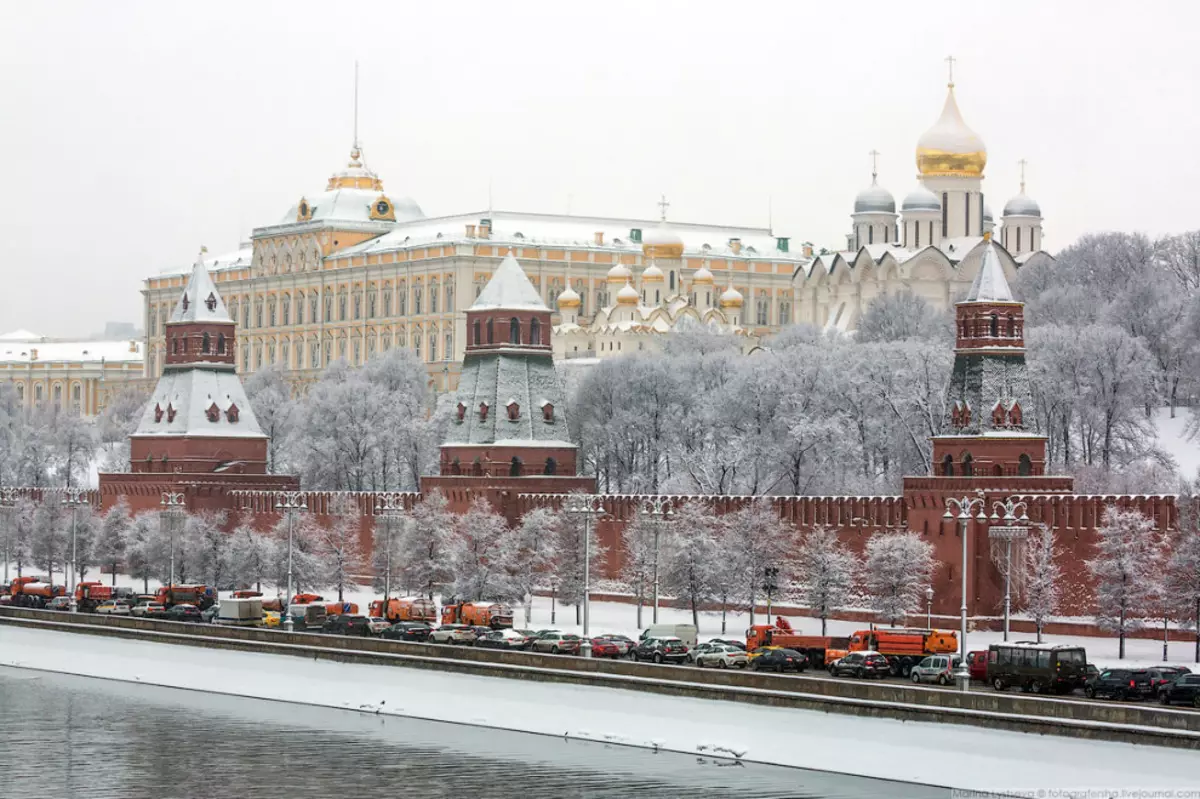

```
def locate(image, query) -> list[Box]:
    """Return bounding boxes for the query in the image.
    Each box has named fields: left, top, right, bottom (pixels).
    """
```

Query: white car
left=693, top=644, right=749, bottom=669
left=366, top=617, right=391, bottom=635
left=130, top=602, right=165, bottom=617
left=429, top=623, right=476, bottom=644
left=95, top=601, right=132, bottom=616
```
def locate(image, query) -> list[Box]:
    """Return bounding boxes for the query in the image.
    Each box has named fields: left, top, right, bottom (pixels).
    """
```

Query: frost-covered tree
left=1164, top=518, right=1200, bottom=664
left=316, top=498, right=366, bottom=602
left=371, top=506, right=407, bottom=599
left=1021, top=523, right=1062, bottom=643
left=795, top=524, right=857, bottom=635
left=1087, top=506, right=1163, bottom=659
left=448, top=497, right=516, bottom=602
left=513, top=507, right=560, bottom=625
left=66, top=504, right=99, bottom=583
left=244, top=364, right=295, bottom=475
left=124, top=512, right=159, bottom=593
left=268, top=514, right=327, bottom=598
left=94, top=499, right=133, bottom=586
left=45, top=406, right=97, bottom=489
left=619, top=510, right=659, bottom=628
left=188, top=511, right=231, bottom=589
left=864, top=531, right=935, bottom=627
left=661, top=502, right=721, bottom=629
left=227, top=523, right=276, bottom=593
left=554, top=495, right=607, bottom=623
left=30, top=499, right=68, bottom=585
left=724, top=498, right=795, bottom=626
left=401, top=490, right=454, bottom=599
left=855, top=290, right=952, bottom=345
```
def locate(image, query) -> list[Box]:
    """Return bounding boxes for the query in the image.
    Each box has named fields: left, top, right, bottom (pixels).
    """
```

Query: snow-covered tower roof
left=169, top=252, right=233, bottom=323
left=964, top=239, right=1014, bottom=303
left=469, top=251, right=549, bottom=312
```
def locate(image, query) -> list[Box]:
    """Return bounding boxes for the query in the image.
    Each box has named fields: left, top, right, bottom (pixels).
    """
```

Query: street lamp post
left=642, top=496, right=674, bottom=625
left=925, top=585, right=934, bottom=629
left=159, top=491, right=186, bottom=593
left=275, top=491, right=307, bottom=633
left=563, top=494, right=606, bottom=658
left=1, top=487, right=17, bottom=586
left=944, top=492, right=988, bottom=691
left=376, top=492, right=406, bottom=611
left=988, top=497, right=1030, bottom=642
left=62, top=488, right=89, bottom=613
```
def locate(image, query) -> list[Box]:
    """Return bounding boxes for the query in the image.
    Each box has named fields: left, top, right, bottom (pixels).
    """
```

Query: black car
left=322, top=614, right=373, bottom=637
left=1159, top=673, right=1200, bottom=707
left=164, top=604, right=202, bottom=623
left=474, top=629, right=532, bottom=650
left=1085, top=668, right=1151, bottom=700
left=830, top=651, right=891, bottom=679
left=1147, top=666, right=1191, bottom=699
left=752, top=648, right=809, bottom=673
left=381, top=621, right=433, bottom=642
left=633, top=637, right=690, bottom=664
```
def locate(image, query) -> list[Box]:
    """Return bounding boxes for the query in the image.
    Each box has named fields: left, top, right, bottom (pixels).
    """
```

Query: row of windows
left=447, top=456, right=558, bottom=477
left=228, top=329, right=456, bottom=372
left=12, top=382, right=83, bottom=404
left=940, top=453, right=1033, bottom=477
left=471, top=317, right=543, bottom=347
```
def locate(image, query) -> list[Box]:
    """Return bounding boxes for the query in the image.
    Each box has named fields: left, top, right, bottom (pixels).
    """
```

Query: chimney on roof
left=802, top=242, right=814, bottom=258
left=466, top=223, right=476, bottom=238
left=729, top=238, right=743, bottom=255
left=29, top=348, right=37, bottom=361
left=479, top=218, right=492, bottom=239
left=594, top=231, right=604, bottom=246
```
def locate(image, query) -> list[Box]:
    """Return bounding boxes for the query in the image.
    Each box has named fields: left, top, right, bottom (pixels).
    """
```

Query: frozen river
left=0, top=668, right=944, bottom=799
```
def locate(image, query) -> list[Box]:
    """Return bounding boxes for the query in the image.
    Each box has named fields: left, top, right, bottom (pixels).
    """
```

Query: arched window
left=989, top=314, right=998, bottom=337
left=398, top=282, right=407, bottom=316
left=446, top=282, right=455, bottom=312
left=430, top=280, right=439, bottom=314
left=282, top=294, right=291, bottom=326
left=368, top=291, right=376, bottom=319
left=202, top=332, right=211, bottom=353
left=961, top=453, right=974, bottom=477
left=1018, top=454, right=1033, bottom=476
left=544, top=457, right=557, bottom=475
left=487, top=318, right=494, bottom=344
left=942, top=454, right=954, bottom=476
left=216, top=332, right=226, bottom=355
left=339, top=291, right=347, bottom=321
left=1006, top=314, right=1015, bottom=337
left=267, top=296, right=276, bottom=327
left=414, top=285, right=423, bottom=315
left=473, top=319, right=481, bottom=345
left=509, top=457, right=522, bottom=476
left=530, top=317, right=541, bottom=346
left=451, top=459, right=462, bottom=476
left=472, top=459, right=483, bottom=477
left=509, top=317, right=520, bottom=344
left=382, top=286, right=392, bottom=317
left=353, top=294, right=361, bottom=320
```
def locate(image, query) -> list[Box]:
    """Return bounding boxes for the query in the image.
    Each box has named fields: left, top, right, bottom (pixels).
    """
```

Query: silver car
left=693, top=644, right=748, bottom=669
left=429, top=623, right=476, bottom=644
left=911, top=654, right=960, bottom=685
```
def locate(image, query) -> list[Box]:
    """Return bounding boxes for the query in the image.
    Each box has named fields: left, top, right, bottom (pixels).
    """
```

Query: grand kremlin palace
left=135, top=75, right=1050, bottom=393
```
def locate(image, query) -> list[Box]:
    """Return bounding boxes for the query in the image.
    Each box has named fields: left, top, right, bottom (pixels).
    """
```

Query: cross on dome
left=1018, top=158, right=1028, bottom=193
left=869, top=149, right=880, bottom=181
left=945, top=54, right=956, bottom=87
left=657, top=194, right=670, bottom=222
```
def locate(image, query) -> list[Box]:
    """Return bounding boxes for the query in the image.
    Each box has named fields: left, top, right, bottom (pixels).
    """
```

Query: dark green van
left=987, top=642, right=1087, bottom=694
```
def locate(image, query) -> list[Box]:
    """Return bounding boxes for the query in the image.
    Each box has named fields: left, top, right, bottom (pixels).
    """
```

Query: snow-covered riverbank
left=1, top=624, right=1196, bottom=793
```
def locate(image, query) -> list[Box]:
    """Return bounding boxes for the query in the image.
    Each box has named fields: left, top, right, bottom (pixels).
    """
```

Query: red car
left=967, top=650, right=988, bottom=681
left=588, top=638, right=621, bottom=658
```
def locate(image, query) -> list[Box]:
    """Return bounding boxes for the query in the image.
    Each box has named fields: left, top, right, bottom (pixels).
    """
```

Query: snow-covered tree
left=8, top=496, right=37, bottom=578
left=244, top=364, right=295, bottom=475
left=707, top=519, right=743, bottom=635
left=855, top=290, right=952, bottom=345
left=795, top=524, right=857, bottom=635
left=554, top=495, right=607, bottom=623
left=513, top=507, right=560, bottom=625
left=316, top=497, right=366, bottom=602
left=401, top=490, right=454, bottom=599
left=619, top=510, right=659, bottom=628
left=66, top=504, right=100, bottom=584
left=227, top=523, right=276, bottom=593
left=1087, top=506, right=1163, bottom=658
left=723, top=498, right=796, bottom=626
left=94, top=499, right=133, bottom=586
left=1164, top=519, right=1200, bottom=664
left=124, top=512, right=159, bottom=593
left=864, top=530, right=935, bottom=627
left=30, top=499, right=68, bottom=585
left=1021, top=523, right=1062, bottom=643
left=188, top=511, right=231, bottom=589
left=268, top=513, right=327, bottom=599
left=448, top=497, right=516, bottom=602
left=371, top=506, right=407, bottom=599
left=661, top=502, right=721, bottom=629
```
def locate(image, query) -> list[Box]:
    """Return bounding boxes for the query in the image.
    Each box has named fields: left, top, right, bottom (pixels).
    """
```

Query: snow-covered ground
left=1155, top=406, right=1200, bottom=478
left=1, top=623, right=1196, bottom=793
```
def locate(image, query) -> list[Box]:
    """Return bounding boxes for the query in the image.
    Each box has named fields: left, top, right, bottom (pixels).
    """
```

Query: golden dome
left=617, top=281, right=640, bottom=306
left=557, top=286, right=581, bottom=309
left=691, top=265, right=715, bottom=286
left=641, top=261, right=664, bottom=282
left=719, top=284, right=744, bottom=309
left=327, top=145, right=384, bottom=191
left=607, top=261, right=633, bottom=284
left=642, top=221, right=684, bottom=259
left=915, top=85, right=987, bottom=178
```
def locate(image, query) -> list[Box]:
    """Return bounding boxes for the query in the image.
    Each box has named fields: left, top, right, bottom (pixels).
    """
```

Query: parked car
left=633, top=637, right=690, bottom=664
left=1159, top=674, right=1200, bottom=707
left=747, top=645, right=780, bottom=661
left=164, top=604, right=203, bottom=623
left=429, top=624, right=478, bottom=645
left=1147, top=666, right=1191, bottom=699
left=638, top=624, right=698, bottom=648
left=966, top=650, right=988, bottom=681
left=381, top=621, right=433, bottom=642
left=911, top=654, right=961, bottom=685
left=46, top=596, right=73, bottom=611
left=751, top=647, right=808, bottom=673
left=692, top=644, right=749, bottom=669
left=131, top=601, right=166, bottom=618
left=321, top=614, right=373, bottom=637
left=709, top=638, right=747, bottom=651
left=596, top=634, right=637, bottom=657
left=201, top=604, right=221, bottom=623
left=588, top=638, right=622, bottom=658
left=830, top=651, right=891, bottom=679
left=366, top=617, right=391, bottom=635
left=262, top=610, right=282, bottom=628
left=1085, top=668, right=1152, bottom=700
left=530, top=631, right=583, bottom=654
left=686, top=642, right=724, bottom=663
left=95, top=601, right=131, bottom=616
left=475, top=629, right=533, bottom=650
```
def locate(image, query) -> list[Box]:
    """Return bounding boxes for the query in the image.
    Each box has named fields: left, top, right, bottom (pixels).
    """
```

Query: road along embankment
left=1, top=606, right=1197, bottom=751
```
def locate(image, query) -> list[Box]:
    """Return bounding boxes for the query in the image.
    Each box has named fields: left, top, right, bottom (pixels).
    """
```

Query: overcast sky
left=3, top=1, right=1198, bottom=338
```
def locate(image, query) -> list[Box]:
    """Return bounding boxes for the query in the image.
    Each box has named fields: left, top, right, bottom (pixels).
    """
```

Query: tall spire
left=869, top=149, right=880, bottom=183
left=1018, top=158, right=1028, bottom=194
left=965, top=239, right=1015, bottom=303
left=170, top=248, right=231, bottom=324
left=353, top=60, right=360, bottom=154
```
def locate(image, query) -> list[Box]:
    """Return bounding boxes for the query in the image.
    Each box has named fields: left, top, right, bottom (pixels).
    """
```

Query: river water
left=0, top=668, right=947, bottom=798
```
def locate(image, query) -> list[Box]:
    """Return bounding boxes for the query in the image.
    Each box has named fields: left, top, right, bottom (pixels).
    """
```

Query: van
left=639, top=624, right=698, bottom=648
left=286, top=603, right=327, bottom=631
left=987, top=642, right=1087, bottom=694
left=911, top=654, right=960, bottom=685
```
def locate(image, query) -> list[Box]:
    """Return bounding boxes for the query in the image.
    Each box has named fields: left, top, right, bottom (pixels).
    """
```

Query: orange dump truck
left=746, top=619, right=849, bottom=667
left=74, top=581, right=115, bottom=612
left=441, top=601, right=513, bottom=629
left=370, top=597, right=437, bottom=624
left=747, top=620, right=957, bottom=676
left=155, top=584, right=216, bottom=611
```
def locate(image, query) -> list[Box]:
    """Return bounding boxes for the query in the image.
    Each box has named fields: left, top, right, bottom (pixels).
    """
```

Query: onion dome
left=606, top=260, right=633, bottom=284
left=984, top=203, right=995, bottom=224
left=617, top=281, right=640, bottom=306
left=556, top=285, right=581, bottom=309
left=642, top=221, right=684, bottom=259
left=854, top=181, right=896, bottom=214
left=641, top=261, right=665, bottom=283
left=916, top=85, right=987, bottom=177
left=691, top=264, right=715, bottom=286
left=718, top=284, right=744, bottom=309
left=1003, top=193, right=1041, bottom=218
left=901, top=185, right=941, bottom=213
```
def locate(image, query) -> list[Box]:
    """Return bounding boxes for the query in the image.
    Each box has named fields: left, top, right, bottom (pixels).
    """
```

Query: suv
left=529, top=631, right=582, bottom=654
left=322, top=615, right=373, bottom=637
left=131, top=601, right=166, bottom=618
left=830, top=651, right=891, bottom=679
left=1147, top=666, right=1191, bottom=699
left=633, top=637, right=690, bottom=664
left=1159, top=674, right=1200, bottom=707
left=911, top=654, right=960, bottom=686
left=429, top=623, right=477, bottom=644
left=1085, top=668, right=1152, bottom=700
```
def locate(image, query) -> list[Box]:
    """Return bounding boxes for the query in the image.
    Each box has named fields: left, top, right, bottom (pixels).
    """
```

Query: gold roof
left=916, top=85, right=987, bottom=178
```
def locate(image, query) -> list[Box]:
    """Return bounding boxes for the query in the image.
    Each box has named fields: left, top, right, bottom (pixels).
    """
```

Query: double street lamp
left=275, top=491, right=308, bottom=632
left=62, top=488, right=89, bottom=613
left=641, top=496, right=674, bottom=625
left=562, top=494, right=606, bottom=658
left=988, top=497, right=1030, bottom=642
left=376, top=492, right=406, bottom=607
left=944, top=492, right=988, bottom=689
left=160, top=491, right=186, bottom=589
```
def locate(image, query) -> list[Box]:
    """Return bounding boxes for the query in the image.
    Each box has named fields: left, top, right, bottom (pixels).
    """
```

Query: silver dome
left=1003, top=193, right=1041, bottom=217
left=853, top=183, right=896, bottom=214
left=983, top=202, right=994, bottom=222
left=901, top=186, right=941, bottom=213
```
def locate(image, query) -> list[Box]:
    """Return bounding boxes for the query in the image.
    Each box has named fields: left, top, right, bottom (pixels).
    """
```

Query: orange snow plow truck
left=6, top=576, right=66, bottom=608
left=154, top=584, right=216, bottom=611
left=747, top=618, right=957, bottom=676
left=441, top=601, right=513, bottom=629
left=370, top=596, right=437, bottom=624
